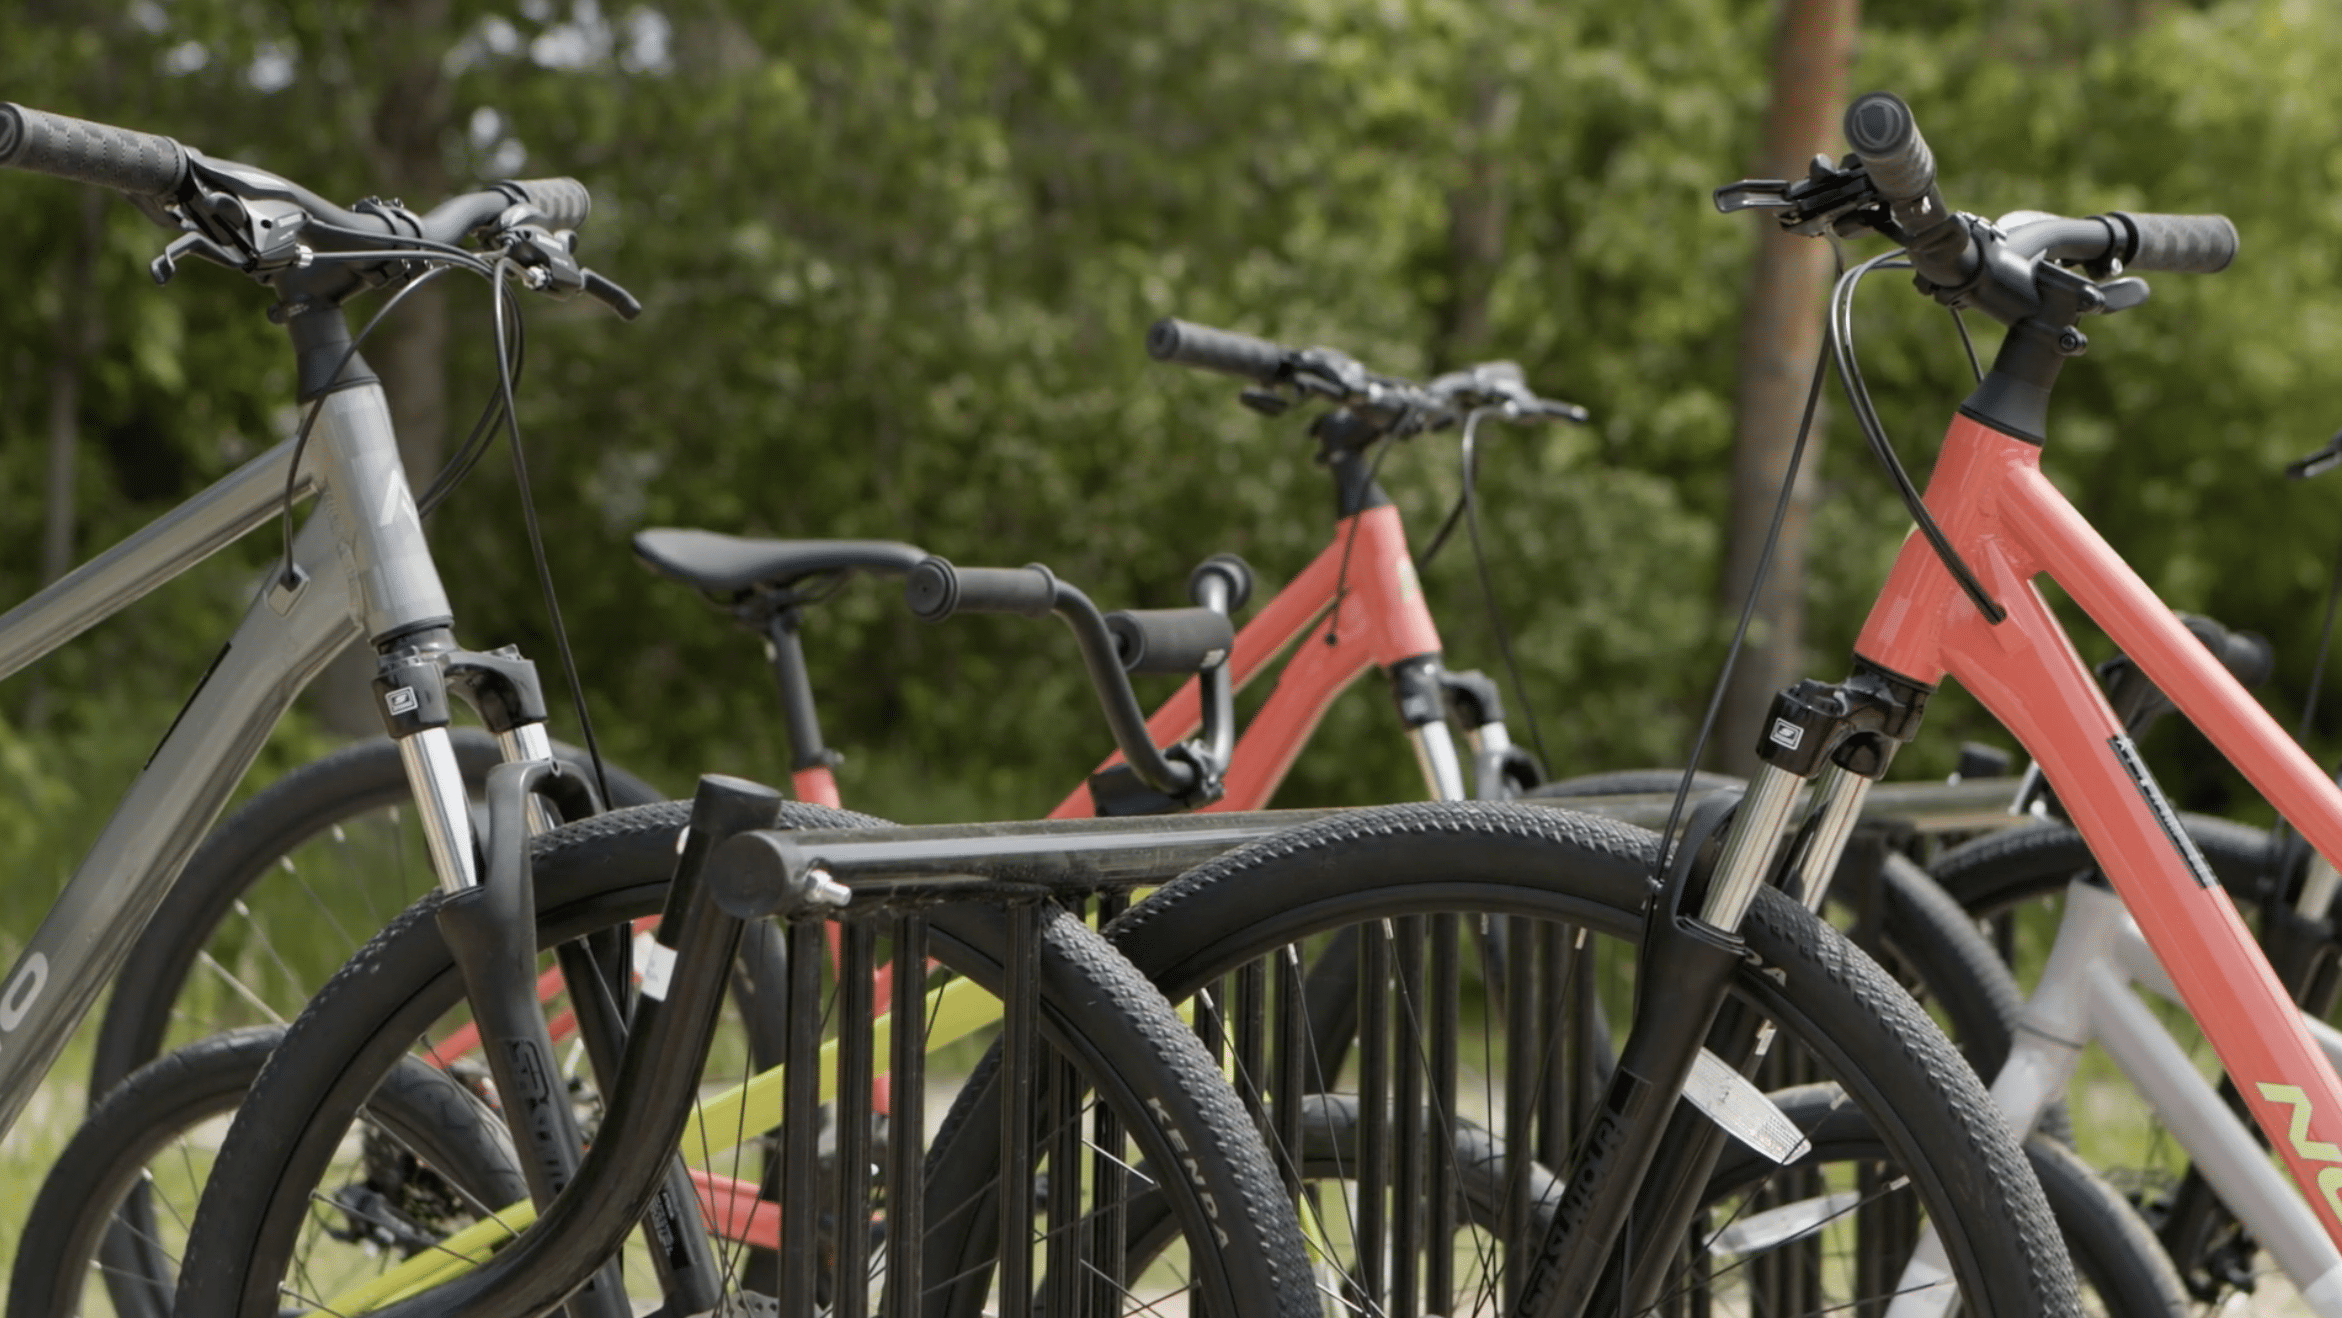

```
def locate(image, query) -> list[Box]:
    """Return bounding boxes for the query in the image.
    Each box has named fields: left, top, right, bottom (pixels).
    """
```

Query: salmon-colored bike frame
left=1859, top=410, right=2342, bottom=1246
left=1049, top=502, right=1451, bottom=818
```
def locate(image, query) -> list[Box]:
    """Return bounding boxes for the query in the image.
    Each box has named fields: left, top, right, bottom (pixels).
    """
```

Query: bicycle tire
left=90, top=728, right=665, bottom=1103
left=172, top=801, right=1319, bottom=1318
left=927, top=801, right=2085, bottom=1317
left=1210, top=1085, right=2181, bottom=1317
left=10, top=1026, right=525, bottom=1318
left=1928, top=813, right=2276, bottom=917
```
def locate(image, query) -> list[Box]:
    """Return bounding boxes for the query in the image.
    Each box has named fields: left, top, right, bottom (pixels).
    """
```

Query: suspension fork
left=1389, top=654, right=1469, bottom=801
left=1514, top=661, right=1926, bottom=1318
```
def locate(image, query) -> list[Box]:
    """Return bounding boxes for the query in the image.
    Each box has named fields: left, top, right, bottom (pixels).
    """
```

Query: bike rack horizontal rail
left=709, top=777, right=2026, bottom=908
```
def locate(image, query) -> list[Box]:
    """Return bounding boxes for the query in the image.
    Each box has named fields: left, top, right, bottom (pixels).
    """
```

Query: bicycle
left=0, top=102, right=1337, bottom=1318
left=0, top=100, right=647, bottom=1164
left=1697, top=88, right=2342, bottom=1315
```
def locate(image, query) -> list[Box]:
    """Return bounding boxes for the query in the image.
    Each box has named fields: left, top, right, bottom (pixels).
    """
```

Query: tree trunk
left=41, top=188, right=105, bottom=585
left=1714, top=0, right=1860, bottom=778
left=309, top=0, right=456, bottom=736
left=1438, top=71, right=1516, bottom=367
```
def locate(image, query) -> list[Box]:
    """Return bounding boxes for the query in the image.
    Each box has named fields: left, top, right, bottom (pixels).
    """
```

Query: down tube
left=1942, top=584, right=2342, bottom=1250
left=0, top=514, right=359, bottom=1142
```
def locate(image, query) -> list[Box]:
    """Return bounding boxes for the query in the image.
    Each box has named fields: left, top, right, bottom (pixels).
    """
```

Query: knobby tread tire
left=173, top=802, right=1316, bottom=1318
left=934, top=801, right=2082, bottom=1318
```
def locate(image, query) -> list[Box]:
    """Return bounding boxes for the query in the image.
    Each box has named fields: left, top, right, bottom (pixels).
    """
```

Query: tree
left=1714, top=0, right=1860, bottom=778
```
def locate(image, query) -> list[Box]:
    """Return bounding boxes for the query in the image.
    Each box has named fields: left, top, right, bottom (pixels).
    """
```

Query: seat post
left=763, top=608, right=841, bottom=806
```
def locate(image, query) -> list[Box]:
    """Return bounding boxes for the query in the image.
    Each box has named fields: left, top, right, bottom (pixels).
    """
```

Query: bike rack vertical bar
left=1196, top=977, right=1227, bottom=1066
left=1393, top=916, right=1426, bottom=1318
left=999, top=899, right=1041, bottom=1318
left=1427, top=913, right=1458, bottom=1315
left=1088, top=893, right=1128, bottom=1318
left=837, top=919, right=876, bottom=1318
left=884, top=913, right=928, bottom=1318
left=1236, top=957, right=1268, bottom=1135
left=1502, top=913, right=1538, bottom=1305
left=780, top=916, right=826, bottom=1318
left=1539, top=923, right=1572, bottom=1169
left=1357, top=920, right=1391, bottom=1310
left=1046, top=1044, right=1084, bottom=1318
left=1275, top=942, right=1307, bottom=1204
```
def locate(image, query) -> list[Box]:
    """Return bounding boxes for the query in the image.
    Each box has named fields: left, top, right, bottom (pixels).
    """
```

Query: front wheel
left=929, top=801, right=2087, bottom=1317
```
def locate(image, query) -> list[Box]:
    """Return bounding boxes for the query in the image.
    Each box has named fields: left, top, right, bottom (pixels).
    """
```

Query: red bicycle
left=1688, top=90, right=2342, bottom=1312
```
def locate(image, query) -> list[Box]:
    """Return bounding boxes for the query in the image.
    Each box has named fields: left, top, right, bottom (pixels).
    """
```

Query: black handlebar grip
left=499, top=176, right=591, bottom=230
left=2106, top=212, right=2237, bottom=274
left=0, top=103, right=187, bottom=197
left=904, top=556, right=1058, bottom=621
left=1842, top=92, right=1937, bottom=204
left=1146, top=317, right=1291, bottom=383
left=1105, top=608, right=1236, bottom=675
left=1187, top=553, right=1255, bottom=613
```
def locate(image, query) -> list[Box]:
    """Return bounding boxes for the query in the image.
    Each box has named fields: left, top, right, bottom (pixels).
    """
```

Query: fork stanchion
left=1427, top=914, right=1459, bottom=1317
left=780, top=914, right=825, bottom=1318
left=1357, top=922, right=1391, bottom=1311
left=883, top=913, right=928, bottom=1318
left=836, top=919, right=876, bottom=1318
left=998, top=900, right=1041, bottom=1318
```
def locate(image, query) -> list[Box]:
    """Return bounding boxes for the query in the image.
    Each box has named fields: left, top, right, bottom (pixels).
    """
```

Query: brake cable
left=1651, top=245, right=1845, bottom=880
left=490, top=255, right=612, bottom=805
left=418, top=282, right=528, bottom=517
left=1454, top=406, right=1552, bottom=771
left=1830, top=249, right=2007, bottom=624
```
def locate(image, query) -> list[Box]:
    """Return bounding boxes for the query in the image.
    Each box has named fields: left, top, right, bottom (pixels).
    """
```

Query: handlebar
left=0, top=102, right=636, bottom=317
left=1145, top=316, right=1589, bottom=443
left=904, top=554, right=1237, bottom=808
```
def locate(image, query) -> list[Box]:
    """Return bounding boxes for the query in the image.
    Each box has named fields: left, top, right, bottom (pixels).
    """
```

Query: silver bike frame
left=1888, top=873, right=2342, bottom=1315
left=0, top=378, right=485, bottom=1140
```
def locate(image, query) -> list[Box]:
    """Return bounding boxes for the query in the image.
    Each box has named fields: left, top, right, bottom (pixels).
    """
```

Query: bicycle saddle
left=632, top=528, right=927, bottom=594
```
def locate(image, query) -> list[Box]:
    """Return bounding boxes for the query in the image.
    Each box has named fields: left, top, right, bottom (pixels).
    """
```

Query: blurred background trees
left=1, top=0, right=2338, bottom=934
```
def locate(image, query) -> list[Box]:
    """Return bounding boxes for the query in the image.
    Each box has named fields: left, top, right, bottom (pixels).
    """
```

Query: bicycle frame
left=1048, top=501, right=1463, bottom=817
left=1848, top=414, right=2342, bottom=1246
left=1991, top=876, right=2342, bottom=1310
left=0, top=378, right=489, bottom=1143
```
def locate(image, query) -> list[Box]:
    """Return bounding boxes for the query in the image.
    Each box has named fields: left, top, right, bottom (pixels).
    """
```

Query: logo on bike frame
left=2108, top=734, right=2217, bottom=888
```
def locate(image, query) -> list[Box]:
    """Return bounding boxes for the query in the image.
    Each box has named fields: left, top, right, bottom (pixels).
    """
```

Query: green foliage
left=3, top=0, right=2339, bottom=879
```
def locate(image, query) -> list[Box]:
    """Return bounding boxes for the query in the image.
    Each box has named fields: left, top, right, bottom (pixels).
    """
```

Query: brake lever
left=150, top=230, right=243, bottom=285
left=1715, top=153, right=1894, bottom=240
left=581, top=268, right=643, bottom=321
left=2289, top=428, right=2342, bottom=481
